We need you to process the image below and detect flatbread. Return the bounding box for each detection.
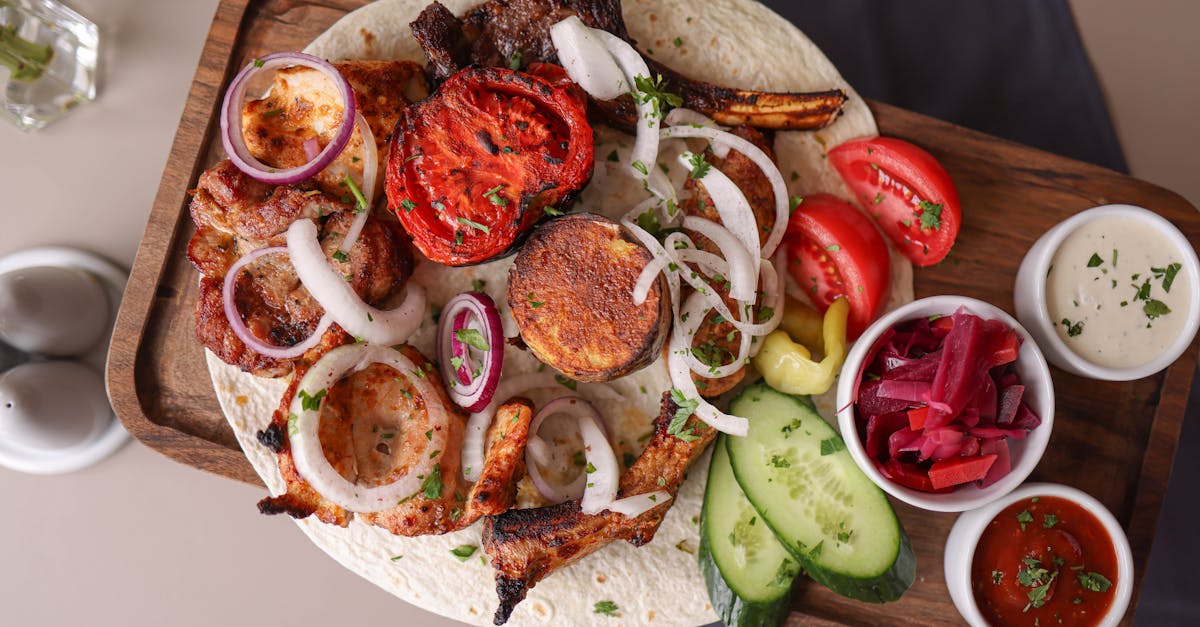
[208,0,914,624]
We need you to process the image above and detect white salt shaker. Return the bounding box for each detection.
[0,361,110,454]
[0,265,110,356]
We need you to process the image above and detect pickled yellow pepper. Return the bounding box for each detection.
[753,297,849,395]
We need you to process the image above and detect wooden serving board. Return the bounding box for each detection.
[105,0,1199,624]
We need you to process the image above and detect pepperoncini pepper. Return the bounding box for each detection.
[753,296,848,395]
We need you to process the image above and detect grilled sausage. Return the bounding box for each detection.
[507,212,669,382]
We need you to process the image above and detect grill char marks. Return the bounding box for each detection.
[483,392,716,624]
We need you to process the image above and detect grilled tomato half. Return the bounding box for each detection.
[385,66,594,266]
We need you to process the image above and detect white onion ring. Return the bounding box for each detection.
[436,292,504,413]
[220,52,356,184]
[661,124,789,257]
[679,151,761,278]
[681,216,757,303]
[606,491,673,517]
[664,108,729,158]
[667,331,749,436]
[591,29,659,181]
[549,17,628,100]
[462,373,619,481]
[289,344,449,512]
[337,112,378,254]
[524,396,598,504]
[677,291,752,380]
[221,246,334,359]
[578,403,619,515]
[287,219,425,345]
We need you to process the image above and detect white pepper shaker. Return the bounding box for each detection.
[0,265,110,356]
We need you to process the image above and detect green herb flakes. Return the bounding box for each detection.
[298,389,327,411]
[594,600,619,617]
[450,544,477,562]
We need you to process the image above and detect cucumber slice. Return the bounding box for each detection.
[700,435,800,626]
[726,383,915,602]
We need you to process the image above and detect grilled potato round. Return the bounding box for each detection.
[507,213,669,382]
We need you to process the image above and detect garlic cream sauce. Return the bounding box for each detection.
[1046,216,1190,369]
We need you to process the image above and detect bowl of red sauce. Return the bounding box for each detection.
[944,482,1133,627]
[836,295,1054,512]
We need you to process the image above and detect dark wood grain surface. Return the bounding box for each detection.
[105,0,1199,624]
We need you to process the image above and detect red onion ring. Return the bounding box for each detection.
[302,138,320,161]
[220,52,356,184]
[221,246,333,359]
[436,292,504,413]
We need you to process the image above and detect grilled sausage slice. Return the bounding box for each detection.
[507,213,669,382]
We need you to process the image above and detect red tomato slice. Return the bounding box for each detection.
[784,193,891,339]
[828,137,961,266]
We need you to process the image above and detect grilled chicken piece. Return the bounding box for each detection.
[507,213,669,382]
[242,60,428,201]
[188,160,414,377]
[483,392,715,624]
[410,0,845,130]
[257,345,535,536]
[678,125,777,397]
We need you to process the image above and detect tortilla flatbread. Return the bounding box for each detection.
[208,0,913,624]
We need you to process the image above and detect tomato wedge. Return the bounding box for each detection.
[385,67,594,266]
[784,193,891,339]
[828,137,960,266]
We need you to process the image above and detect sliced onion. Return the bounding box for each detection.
[289,344,449,512]
[437,292,504,412]
[220,52,356,184]
[221,246,334,359]
[679,151,761,277]
[590,29,659,181]
[287,219,425,345]
[524,396,598,504]
[677,291,752,380]
[661,124,789,257]
[681,216,757,303]
[462,373,619,481]
[664,108,730,158]
[578,404,620,514]
[606,491,673,517]
[336,112,378,254]
[667,330,749,436]
[303,138,320,161]
[550,16,628,100]
[632,253,672,305]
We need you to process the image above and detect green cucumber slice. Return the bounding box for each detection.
[726,383,915,602]
[700,434,799,626]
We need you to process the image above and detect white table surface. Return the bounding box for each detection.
[3,1,1198,626]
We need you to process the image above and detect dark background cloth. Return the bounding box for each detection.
[705,1,1197,625]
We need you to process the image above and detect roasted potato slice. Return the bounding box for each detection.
[507,213,669,382]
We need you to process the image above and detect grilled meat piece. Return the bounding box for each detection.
[242,60,428,200]
[410,0,845,130]
[483,392,715,624]
[507,213,669,382]
[679,125,777,397]
[258,346,535,536]
[188,160,413,377]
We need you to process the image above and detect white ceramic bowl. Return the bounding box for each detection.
[944,482,1134,627]
[1013,204,1200,381]
[835,295,1054,512]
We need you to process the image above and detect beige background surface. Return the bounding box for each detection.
[0,1,1196,625]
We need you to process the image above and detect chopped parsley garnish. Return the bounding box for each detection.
[631,73,682,119]
[826,244,841,252]
[673,36,683,47]
[343,174,368,213]
[819,437,845,456]
[450,544,477,562]
[1060,318,1084,337]
[1016,509,1034,531]
[331,250,349,263]
[636,208,661,235]
[286,413,299,436]
[456,216,490,233]
[788,195,804,212]
[631,160,649,176]
[992,570,1004,584]
[1144,299,1171,320]
[508,51,522,70]
[455,328,489,351]
[483,184,509,207]
[1087,253,1104,268]
[298,389,327,411]
[585,462,597,474]
[874,192,884,204]
[554,374,577,391]
[594,600,619,617]
[527,292,544,308]
[769,454,791,468]
[472,278,486,292]
[390,555,403,561]
[543,205,564,216]
[667,389,700,442]
[1043,513,1059,528]
[606,149,619,162]
[421,463,443,499]
[917,200,943,231]
[424,429,433,440]
[1077,571,1113,593]
[252,58,265,68]
[262,108,284,118]
[400,198,417,212]
[781,418,802,438]
[686,151,712,179]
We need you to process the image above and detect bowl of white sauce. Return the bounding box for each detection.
[1014,204,1200,380]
